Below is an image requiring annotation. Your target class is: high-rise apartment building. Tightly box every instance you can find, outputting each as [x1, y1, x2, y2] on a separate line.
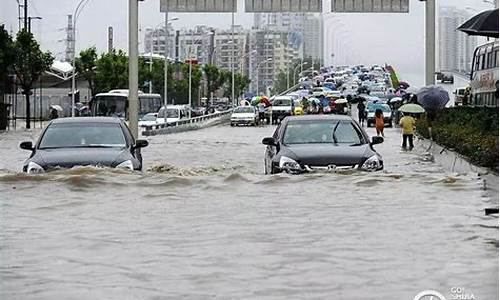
[253, 12, 323, 62]
[439, 6, 479, 74]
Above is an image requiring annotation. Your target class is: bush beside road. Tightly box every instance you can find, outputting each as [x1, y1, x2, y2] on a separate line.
[416, 107, 499, 172]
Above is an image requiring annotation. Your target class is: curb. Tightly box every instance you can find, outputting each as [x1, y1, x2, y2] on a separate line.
[417, 137, 499, 202]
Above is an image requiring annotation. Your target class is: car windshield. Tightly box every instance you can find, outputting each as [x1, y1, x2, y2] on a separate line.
[39, 123, 126, 149]
[93, 96, 126, 118]
[141, 114, 157, 121]
[368, 104, 391, 112]
[234, 107, 254, 113]
[283, 121, 364, 145]
[273, 99, 291, 106]
[159, 108, 180, 118]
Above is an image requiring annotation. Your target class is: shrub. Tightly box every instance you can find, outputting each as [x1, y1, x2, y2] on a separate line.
[416, 107, 498, 171]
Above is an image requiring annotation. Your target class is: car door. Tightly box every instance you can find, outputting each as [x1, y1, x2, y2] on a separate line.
[264, 123, 281, 173]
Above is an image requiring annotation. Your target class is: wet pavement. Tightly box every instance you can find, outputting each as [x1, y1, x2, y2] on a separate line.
[0, 119, 498, 299]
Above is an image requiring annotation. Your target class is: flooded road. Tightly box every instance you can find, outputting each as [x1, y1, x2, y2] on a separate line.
[0, 122, 498, 299]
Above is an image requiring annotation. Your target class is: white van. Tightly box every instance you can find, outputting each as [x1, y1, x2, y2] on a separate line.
[157, 105, 188, 124]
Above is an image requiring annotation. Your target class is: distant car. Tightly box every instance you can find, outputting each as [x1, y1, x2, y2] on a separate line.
[157, 105, 187, 124]
[441, 74, 454, 84]
[230, 106, 258, 126]
[366, 104, 393, 127]
[20, 117, 148, 173]
[435, 71, 444, 81]
[138, 113, 158, 127]
[271, 96, 294, 124]
[453, 87, 467, 105]
[262, 115, 384, 174]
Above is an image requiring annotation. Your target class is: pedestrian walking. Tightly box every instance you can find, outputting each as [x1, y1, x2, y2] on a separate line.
[257, 102, 266, 125]
[375, 108, 385, 137]
[399, 112, 416, 150]
[357, 101, 366, 126]
[49, 108, 59, 120]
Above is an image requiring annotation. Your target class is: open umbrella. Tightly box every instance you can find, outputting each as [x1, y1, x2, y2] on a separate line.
[390, 97, 403, 103]
[458, 9, 498, 38]
[251, 96, 262, 106]
[398, 81, 410, 89]
[417, 85, 450, 112]
[240, 100, 250, 106]
[398, 103, 425, 114]
[50, 105, 63, 112]
[308, 97, 320, 104]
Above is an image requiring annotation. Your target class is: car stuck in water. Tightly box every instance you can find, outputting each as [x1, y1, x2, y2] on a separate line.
[20, 117, 148, 173]
[262, 115, 384, 174]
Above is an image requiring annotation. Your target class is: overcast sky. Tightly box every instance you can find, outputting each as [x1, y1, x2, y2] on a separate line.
[0, 0, 493, 85]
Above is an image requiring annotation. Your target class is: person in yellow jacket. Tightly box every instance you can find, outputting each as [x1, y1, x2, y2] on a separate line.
[399, 113, 416, 150]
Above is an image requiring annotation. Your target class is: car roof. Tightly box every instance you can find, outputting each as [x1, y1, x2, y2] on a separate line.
[285, 115, 353, 122]
[50, 117, 123, 124]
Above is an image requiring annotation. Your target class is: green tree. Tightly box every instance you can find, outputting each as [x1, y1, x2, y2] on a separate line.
[0, 25, 15, 96]
[234, 73, 251, 100]
[12, 29, 53, 128]
[94, 50, 128, 93]
[204, 64, 222, 99]
[75, 47, 98, 96]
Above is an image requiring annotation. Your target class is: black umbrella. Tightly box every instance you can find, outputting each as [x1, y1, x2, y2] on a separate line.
[458, 9, 498, 38]
[417, 85, 450, 112]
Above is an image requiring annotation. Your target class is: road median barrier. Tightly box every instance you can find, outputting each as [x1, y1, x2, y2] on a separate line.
[141, 109, 233, 136]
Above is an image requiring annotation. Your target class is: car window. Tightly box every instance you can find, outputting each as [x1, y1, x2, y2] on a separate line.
[234, 107, 255, 113]
[274, 99, 291, 106]
[141, 114, 157, 121]
[283, 121, 364, 145]
[39, 123, 126, 149]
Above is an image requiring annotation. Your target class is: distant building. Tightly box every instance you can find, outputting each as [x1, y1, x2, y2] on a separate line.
[253, 12, 323, 62]
[249, 29, 298, 95]
[438, 6, 479, 74]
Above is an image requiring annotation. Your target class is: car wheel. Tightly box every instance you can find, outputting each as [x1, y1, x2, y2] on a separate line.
[230, 123, 234, 127]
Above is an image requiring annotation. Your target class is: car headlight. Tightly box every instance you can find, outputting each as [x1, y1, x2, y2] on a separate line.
[360, 155, 383, 171]
[279, 156, 302, 172]
[116, 160, 134, 170]
[27, 161, 45, 174]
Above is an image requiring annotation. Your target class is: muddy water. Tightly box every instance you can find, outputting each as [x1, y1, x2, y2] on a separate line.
[0, 124, 498, 300]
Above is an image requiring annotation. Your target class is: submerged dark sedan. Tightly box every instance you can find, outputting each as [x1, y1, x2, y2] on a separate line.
[20, 117, 148, 173]
[262, 115, 384, 174]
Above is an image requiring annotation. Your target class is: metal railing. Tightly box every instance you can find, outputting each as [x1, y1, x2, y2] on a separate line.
[141, 109, 233, 136]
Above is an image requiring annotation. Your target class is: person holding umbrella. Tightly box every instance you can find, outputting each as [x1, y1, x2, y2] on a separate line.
[399, 112, 416, 150]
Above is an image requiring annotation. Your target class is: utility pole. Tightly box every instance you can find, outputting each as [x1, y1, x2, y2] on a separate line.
[164, 11, 168, 107]
[24, 0, 28, 30]
[128, 0, 139, 139]
[425, 0, 436, 86]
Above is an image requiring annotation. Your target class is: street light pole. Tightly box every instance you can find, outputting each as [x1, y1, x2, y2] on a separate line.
[257, 58, 272, 95]
[71, 0, 92, 118]
[231, 11, 235, 106]
[294, 62, 308, 85]
[164, 11, 168, 107]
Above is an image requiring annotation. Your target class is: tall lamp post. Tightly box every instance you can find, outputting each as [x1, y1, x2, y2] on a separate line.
[294, 61, 309, 85]
[188, 31, 213, 118]
[148, 18, 179, 97]
[256, 58, 273, 96]
[71, 0, 92, 118]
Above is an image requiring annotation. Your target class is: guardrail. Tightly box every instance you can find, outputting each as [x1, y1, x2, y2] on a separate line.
[141, 109, 233, 136]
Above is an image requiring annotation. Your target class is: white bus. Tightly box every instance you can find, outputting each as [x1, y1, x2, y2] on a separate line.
[470, 40, 499, 107]
[90, 90, 162, 119]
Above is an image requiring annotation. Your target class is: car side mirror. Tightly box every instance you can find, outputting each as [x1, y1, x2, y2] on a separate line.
[135, 139, 148, 148]
[20, 141, 33, 151]
[371, 136, 384, 145]
[262, 137, 277, 146]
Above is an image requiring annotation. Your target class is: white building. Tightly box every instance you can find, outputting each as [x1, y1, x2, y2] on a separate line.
[249, 29, 298, 95]
[438, 6, 479, 74]
[253, 12, 323, 62]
